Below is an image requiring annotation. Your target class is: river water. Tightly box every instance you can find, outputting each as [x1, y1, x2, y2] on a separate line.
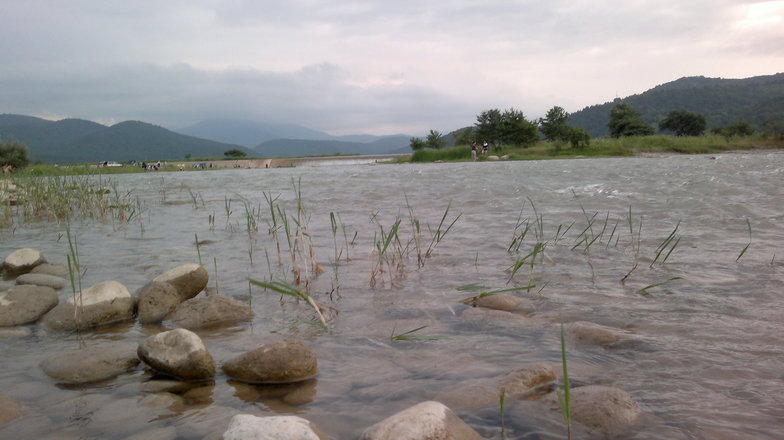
[1, 152, 782, 439]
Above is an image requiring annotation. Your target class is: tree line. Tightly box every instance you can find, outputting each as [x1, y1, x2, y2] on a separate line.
[411, 102, 764, 151]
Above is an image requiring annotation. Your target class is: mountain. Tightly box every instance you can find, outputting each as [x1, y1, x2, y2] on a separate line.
[177, 118, 336, 147]
[0, 114, 253, 164]
[254, 135, 411, 157]
[568, 73, 784, 137]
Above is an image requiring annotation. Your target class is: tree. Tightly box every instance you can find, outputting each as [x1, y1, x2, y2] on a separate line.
[539, 106, 571, 141]
[425, 129, 446, 149]
[567, 127, 590, 149]
[711, 121, 754, 138]
[409, 137, 426, 151]
[499, 108, 538, 147]
[224, 148, 247, 158]
[474, 109, 503, 146]
[0, 141, 29, 172]
[608, 102, 655, 137]
[659, 110, 706, 136]
[453, 127, 473, 146]
[475, 108, 537, 148]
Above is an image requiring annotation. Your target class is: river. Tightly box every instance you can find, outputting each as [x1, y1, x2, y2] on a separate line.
[1, 152, 782, 439]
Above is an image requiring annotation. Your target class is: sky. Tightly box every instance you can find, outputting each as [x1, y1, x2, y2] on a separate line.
[1, 1, 782, 136]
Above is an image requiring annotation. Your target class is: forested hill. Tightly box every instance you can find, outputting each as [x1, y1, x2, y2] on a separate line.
[0, 115, 253, 164]
[568, 73, 784, 137]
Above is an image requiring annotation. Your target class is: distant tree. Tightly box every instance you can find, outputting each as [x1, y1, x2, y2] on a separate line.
[608, 102, 655, 137]
[711, 121, 754, 138]
[224, 149, 247, 158]
[539, 106, 571, 141]
[425, 129, 447, 149]
[499, 108, 538, 148]
[659, 110, 707, 136]
[409, 137, 426, 151]
[453, 127, 473, 146]
[0, 141, 29, 172]
[474, 108, 503, 146]
[567, 127, 590, 149]
[475, 108, 537, 148]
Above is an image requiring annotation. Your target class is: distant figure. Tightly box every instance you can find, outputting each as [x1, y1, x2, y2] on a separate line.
[482, 140, 489, 155]
[141, 161, 147, 170]
[470, 142, 478, 161]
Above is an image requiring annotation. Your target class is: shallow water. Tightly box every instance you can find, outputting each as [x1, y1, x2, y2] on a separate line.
[1, 152, 783, 439]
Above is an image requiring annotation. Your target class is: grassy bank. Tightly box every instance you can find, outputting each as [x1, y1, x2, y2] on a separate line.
[403, 134, 784, 163]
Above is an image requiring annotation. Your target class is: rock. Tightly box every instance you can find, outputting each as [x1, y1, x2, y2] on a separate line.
[152, 264, 208, 300]
[136, 281, 182, 324]
[0, 394, 23, 425]
[359, 401, 483, 440]
[15, 273, 67, 290]
[2, 248, 46, 278]
[30, 263, 69, 278]
[222, 414, 325, 440]
[168, 295, 253, 330]
[551, 386, 641, 435]
[41, 280, 134, 331]
[567, 321, 626, 347]
[0, 285, 58, 326]
[499, 363, 557, 395]
[222, 339, 317, 384]
[436, 364, 556, 408]
[40, 343, 140, 385]
[471, 293, 523, 311]
[487, 155, 500, 161]
[0, 326, 32, 339]
[137, 328, 215, 381]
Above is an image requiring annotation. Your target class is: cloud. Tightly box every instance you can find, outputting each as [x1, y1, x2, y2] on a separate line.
[0, 1, 781, 135]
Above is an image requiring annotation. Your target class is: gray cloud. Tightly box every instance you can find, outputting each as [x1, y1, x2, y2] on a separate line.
[0, 1, 781, 135]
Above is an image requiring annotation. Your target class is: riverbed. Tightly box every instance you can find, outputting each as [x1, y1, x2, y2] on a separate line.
[1, 152, 782, 439]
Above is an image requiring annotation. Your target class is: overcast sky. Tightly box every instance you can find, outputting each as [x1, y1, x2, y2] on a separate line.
[1, 1, 782, 135]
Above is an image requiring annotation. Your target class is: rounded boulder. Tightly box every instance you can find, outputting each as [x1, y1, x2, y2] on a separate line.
[152, 264, 208, 301]
[136, 281, 182, 324]
[138, 328, 215, 381]
[168, 295, 253, 330]
[3, 248, 46, 278]
[40, 343, 140, 385]
[41, 280, 134, 331]
[359, 401, 483, 440]
[15, 273, 67, 290]
[223, 414, 325, 440]
[0, 285, 59, 326]
[222, 339, 317, 384]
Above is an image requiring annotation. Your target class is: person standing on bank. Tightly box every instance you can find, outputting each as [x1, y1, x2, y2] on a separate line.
[470, 142, 478, 161]
[482, 140, 489, 155]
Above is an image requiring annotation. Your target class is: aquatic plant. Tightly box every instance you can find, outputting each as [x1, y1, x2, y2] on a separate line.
[556, 317, 572, 440]
[737, 218, 752, 261]
[651, 221, 681, 267]
[425, 201, 461, 258]
[390, 325, 444, 341]
[457, 283, 536, 305]
[248, 278, 328, 327]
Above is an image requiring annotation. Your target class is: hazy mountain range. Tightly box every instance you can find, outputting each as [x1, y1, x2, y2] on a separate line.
[1, 72, 781, 164]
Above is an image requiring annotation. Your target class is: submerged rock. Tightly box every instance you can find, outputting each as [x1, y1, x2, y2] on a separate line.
[222, 339, 317, 384]
[2, 248, 46, 278]
[471, 293, 524, 311]
[359, 401, 483, 440]
[40, 343, 140, 385]
[41, 280, 134, 331]
[436, 363, 556, 408]
[138, 328, 215, 381]
[168, 295, 253, 330]
[0, 394, 23, 425]
[0, 285, 58, 326]
[549, 385, 642, 435]
[136, 281, 182, 324]
[222, 414, 325, 440]
[152, 264, 208, 300]
[567, 321, 628, 347]
[15, 273, 67, 290]
[30, 263, 69, 278]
